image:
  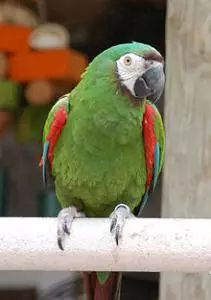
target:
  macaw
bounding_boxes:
[40,42,165,300]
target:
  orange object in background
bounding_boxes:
[9,49,88,83]
[0,24,32,53]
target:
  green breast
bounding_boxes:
[53,102,147,217]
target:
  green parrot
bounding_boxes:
[40,42,165,300]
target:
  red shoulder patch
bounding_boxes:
[46,107,67,168]
[142,103,157,189]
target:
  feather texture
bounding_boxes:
[40,94,71,188]
[142,103,157,189]
[135,101,164,216]
[153,143,160,190]
[40,43,165,300]
[42,140,49,186]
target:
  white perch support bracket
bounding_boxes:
[0,217,211,272]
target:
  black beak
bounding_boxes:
[134,63,165,102]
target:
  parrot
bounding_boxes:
[40,42,165,300]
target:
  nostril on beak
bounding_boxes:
[144,60,154,69]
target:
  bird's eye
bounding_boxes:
[123,55,132,66]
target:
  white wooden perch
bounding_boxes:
[0,217,211,272]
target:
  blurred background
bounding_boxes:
[0,0,166,299]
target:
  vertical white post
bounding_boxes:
[160,0,211,299]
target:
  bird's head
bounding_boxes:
[115,43,165,104]
[84,42,165,106]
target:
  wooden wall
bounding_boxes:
[160,0,211,299]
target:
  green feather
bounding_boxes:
[42,42,165,218]
[150,102,165,173]
[41,43,165,300]
[43,93,71,143]
[96,272,112,285]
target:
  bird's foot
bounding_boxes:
[57,206,85,250]
[110,204,134,246]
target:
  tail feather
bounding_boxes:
[83,272,122,300]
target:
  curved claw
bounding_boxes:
[57,206,85,250]
[110,204,134,246]
[57,237,64,251]
[115,225,120,246]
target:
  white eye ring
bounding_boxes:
[123,55,133,66]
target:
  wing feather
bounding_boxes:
[40,93,71,188]
[135,101,165,216]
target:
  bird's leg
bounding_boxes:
[57,206,85,250]
[110,204,134,245]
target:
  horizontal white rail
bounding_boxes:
[0,217,210,272]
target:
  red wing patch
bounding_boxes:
[142,103,157,189]
[46,107,68,168]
